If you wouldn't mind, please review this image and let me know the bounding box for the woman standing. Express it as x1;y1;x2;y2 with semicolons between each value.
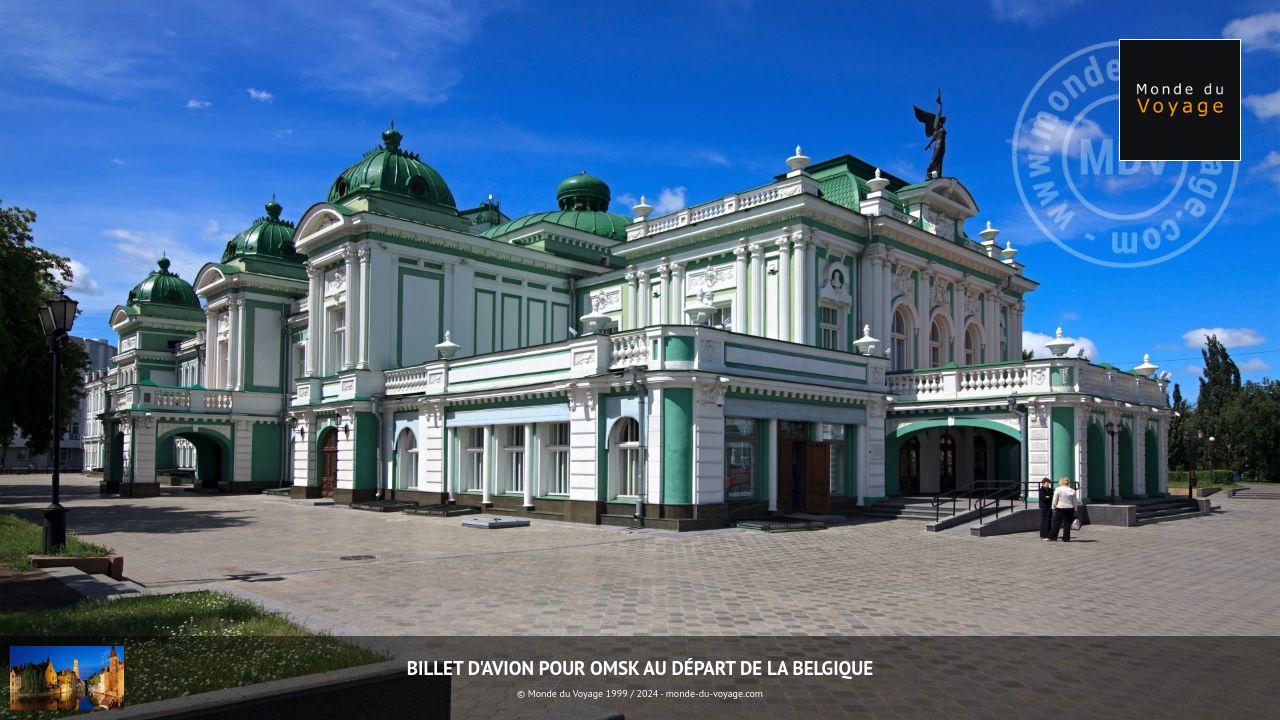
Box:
1038;478;1054;541
1049;476;1079;542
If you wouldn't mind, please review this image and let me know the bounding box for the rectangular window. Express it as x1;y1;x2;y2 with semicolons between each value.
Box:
820;423;847;495
463;428;484;492
711;304;732;330
820;305;841;350
545;422;570;496
502;426;525;494
724;417;757;500
327;306;346;374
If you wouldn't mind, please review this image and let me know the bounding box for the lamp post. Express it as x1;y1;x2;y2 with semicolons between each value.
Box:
1104;421;1120;505
37;292;78;553
1207;435;1217;486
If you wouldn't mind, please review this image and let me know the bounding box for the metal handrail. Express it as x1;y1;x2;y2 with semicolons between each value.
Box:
931;479;1020;522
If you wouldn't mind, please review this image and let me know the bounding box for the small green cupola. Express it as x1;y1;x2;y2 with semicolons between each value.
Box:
126;258;201;309
221;197;301;263
556;172;611;211
482;172;631;244
327;123;457;212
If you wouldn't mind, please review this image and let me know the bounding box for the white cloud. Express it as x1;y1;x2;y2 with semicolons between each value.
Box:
697;150;730;167
199;220;225;242
652;187;688;214
1012;115;1108;157
275;128;294;138
989;0;1084;26
65;259;101;296
185;98;211;109
1059;310;1080;322
1182;327;1266;349
1184;365;1203;378
104;228;205;280
246;88;274;102
1224;11;1280;52
1022;330;1099;361
1238;358;1272;374
1251;150;1280;186
109;158;126;166
1243;90;1280;119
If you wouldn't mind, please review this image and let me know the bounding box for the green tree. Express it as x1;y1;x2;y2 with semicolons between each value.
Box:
1222;378;1280;482
1168;383;1193;471
0;200;89;457
1195;335;1240;473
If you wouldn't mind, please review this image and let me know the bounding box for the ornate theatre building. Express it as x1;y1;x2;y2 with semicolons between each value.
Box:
85;125;1171;529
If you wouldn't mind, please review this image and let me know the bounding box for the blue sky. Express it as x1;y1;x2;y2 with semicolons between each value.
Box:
2;0;1276;399
10;645;121;678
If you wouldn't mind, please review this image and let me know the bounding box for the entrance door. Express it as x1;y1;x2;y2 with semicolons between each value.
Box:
805;444;831;514
938;433;957;493
320;430;338;498
899;436;920;495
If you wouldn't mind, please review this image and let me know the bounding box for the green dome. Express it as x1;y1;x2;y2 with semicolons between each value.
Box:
556;172;611;211
327;124;456;210
483;172;628;242
481;210;631;242
127;258;201;309
221;198;302;263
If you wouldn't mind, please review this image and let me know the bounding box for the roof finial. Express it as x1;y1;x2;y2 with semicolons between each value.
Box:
157;256;171;272
382;121;403;151
265;195;283;220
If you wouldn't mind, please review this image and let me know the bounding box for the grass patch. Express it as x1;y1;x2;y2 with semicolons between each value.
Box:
0;512;111;571
0;591;385;713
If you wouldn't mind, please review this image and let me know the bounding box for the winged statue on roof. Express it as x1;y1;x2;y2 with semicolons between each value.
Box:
913;89;946;180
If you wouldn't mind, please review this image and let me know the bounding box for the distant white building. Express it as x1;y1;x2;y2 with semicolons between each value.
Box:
84;126;1171;526
3;337;115;471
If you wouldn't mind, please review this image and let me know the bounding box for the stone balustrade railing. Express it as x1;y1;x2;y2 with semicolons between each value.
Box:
625;176;812;241
888;359;1167;407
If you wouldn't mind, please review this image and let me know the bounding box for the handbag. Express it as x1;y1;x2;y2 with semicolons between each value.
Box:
1072;515;1084;531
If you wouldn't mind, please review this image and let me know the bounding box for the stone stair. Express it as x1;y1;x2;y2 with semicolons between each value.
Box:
1229;486;1280;500
863;496;951;521
1134;496;1205;524
350;499;418;512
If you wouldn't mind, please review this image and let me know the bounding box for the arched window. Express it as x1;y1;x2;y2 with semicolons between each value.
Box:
939;433;956;492
999;307;1009;361
611;418;643;498
394;428;417;490
964;324;982;365
892;307;912;371
929;317;950;367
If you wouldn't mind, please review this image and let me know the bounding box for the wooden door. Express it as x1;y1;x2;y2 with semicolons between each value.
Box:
805;443;831;514
777;440;795;513
320;431;338;498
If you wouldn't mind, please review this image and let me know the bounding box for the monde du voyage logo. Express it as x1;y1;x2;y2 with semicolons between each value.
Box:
1013;40;1240;268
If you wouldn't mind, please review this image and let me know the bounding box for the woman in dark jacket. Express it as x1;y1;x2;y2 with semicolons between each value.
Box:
1038;478;1054;541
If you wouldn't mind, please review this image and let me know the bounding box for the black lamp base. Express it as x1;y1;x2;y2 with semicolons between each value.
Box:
42;503;67;554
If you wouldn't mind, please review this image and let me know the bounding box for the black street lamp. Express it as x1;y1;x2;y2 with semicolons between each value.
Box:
1183;430;1200;499
37;292;78;553
1104;421;1120;505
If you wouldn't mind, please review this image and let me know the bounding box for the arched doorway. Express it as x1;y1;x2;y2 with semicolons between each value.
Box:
155;429;229;490
938;433;956;493
394;428;417;491
1087;421;1107;501
899;436;920;495
1145;428;1160;496
318;428;338;498
1119;424;1135;498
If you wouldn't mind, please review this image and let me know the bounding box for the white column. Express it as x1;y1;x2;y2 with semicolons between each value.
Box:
637;270;651;327
227;297;242;390
767;418;779;512
343;247;358;370
235;298;247;390
952;281;965;365
445;426;456;503
792;228;810;344
203;308;217;387
776;231;792;342
481;425;493;506
522;422;534;507
305;263;320;377
733;241;748;333
880;260;892;360
670;261;685;323
1133;417;1148;498
624;267;638;330
657;260;670;327
868;254;883;343
749;244;765;336
357;245;370;369
856;423;870;504
1012;301;1025;358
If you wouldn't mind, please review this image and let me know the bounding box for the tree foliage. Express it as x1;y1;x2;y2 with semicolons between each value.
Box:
0;200;89;455
1177;335;1280;482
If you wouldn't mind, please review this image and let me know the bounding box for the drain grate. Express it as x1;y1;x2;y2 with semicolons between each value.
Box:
338;554;376;561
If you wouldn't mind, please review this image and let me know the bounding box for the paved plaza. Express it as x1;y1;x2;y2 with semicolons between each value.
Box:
2;474;1277;637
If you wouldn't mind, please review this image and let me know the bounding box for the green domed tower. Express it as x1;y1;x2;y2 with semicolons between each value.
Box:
482;172;631;262
125;258;202;312
326;124;466;229
221;198;302;264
